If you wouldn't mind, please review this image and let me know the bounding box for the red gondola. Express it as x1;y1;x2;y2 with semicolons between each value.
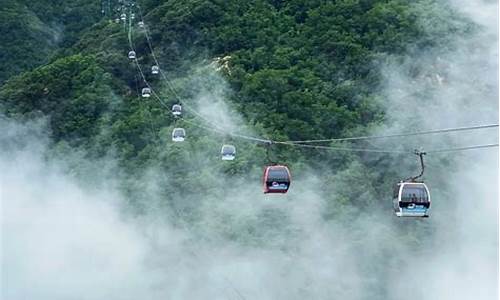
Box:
263;165;291;194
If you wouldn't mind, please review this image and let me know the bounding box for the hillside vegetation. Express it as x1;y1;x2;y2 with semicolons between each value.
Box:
0;0;471;214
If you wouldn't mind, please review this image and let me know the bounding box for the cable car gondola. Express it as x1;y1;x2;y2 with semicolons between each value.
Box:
141;87;151;98
138;21;144;28
393;182;430;217
151;65;160;75
172;128;186;142
263;165;291;194
221;144;236;160
128;51;136;59
393;151;431;217
120;13;126;21
172;104;182;116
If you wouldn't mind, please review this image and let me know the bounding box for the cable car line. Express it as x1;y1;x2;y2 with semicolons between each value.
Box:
276;141;412;154
129;12;499;154
181;118;413;154
180;118;271;144
135;3;284;145
179;111;500;155
128;16;193;144
130;6;499;157
128;11;224;144
136;5;230;133
129;8;230;133
127;17;171;112
425;143;499;154
127;14;252;145
116;0;499;219
127;13;273;146
126;9;248;299
181;116;499;155
129;14;499;154
283;123;499;144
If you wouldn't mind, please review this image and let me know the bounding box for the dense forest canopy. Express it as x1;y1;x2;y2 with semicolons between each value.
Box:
1;0;498;299
0;0;482;237
0;0;473;168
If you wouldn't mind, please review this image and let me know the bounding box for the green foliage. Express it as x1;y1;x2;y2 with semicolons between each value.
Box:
0;54;113;145
0;0;102;84
0;0;57;84
0;0;474;211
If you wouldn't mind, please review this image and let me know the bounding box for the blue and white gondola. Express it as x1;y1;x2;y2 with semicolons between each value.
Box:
392;182;430;217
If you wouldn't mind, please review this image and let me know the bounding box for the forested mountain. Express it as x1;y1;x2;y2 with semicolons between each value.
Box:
1;0;472;197
0;0;102;83
0;0;470;169
1;1;498;299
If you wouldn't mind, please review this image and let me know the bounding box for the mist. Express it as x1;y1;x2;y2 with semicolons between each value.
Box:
0;117;371;299
2;0;498;299
372;0;499;298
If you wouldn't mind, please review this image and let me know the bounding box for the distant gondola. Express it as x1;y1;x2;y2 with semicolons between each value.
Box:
172;128;186;142
128;51;136;59
172;104;182;116
221;144;236;160
151;65;160;74
263;165;291;194
141;87;151;98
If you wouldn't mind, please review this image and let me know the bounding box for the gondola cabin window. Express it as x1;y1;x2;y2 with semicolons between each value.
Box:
401;186;429;203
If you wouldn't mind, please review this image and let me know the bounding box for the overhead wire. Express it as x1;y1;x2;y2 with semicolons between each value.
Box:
130;7;261;145
275;141;412;154
127;11;171;112
131;18;403;151
183;116;498;154
127;3;498;157
190;115;500;154
118;2;496;282
136;4;231;132
283;123;499;144
131;14;499;154
181;118;271;143
426;143;499;154
126;7;248;300
133;4;279;148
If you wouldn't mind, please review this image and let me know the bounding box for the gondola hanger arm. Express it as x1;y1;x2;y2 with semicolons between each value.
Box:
406;149;426;182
